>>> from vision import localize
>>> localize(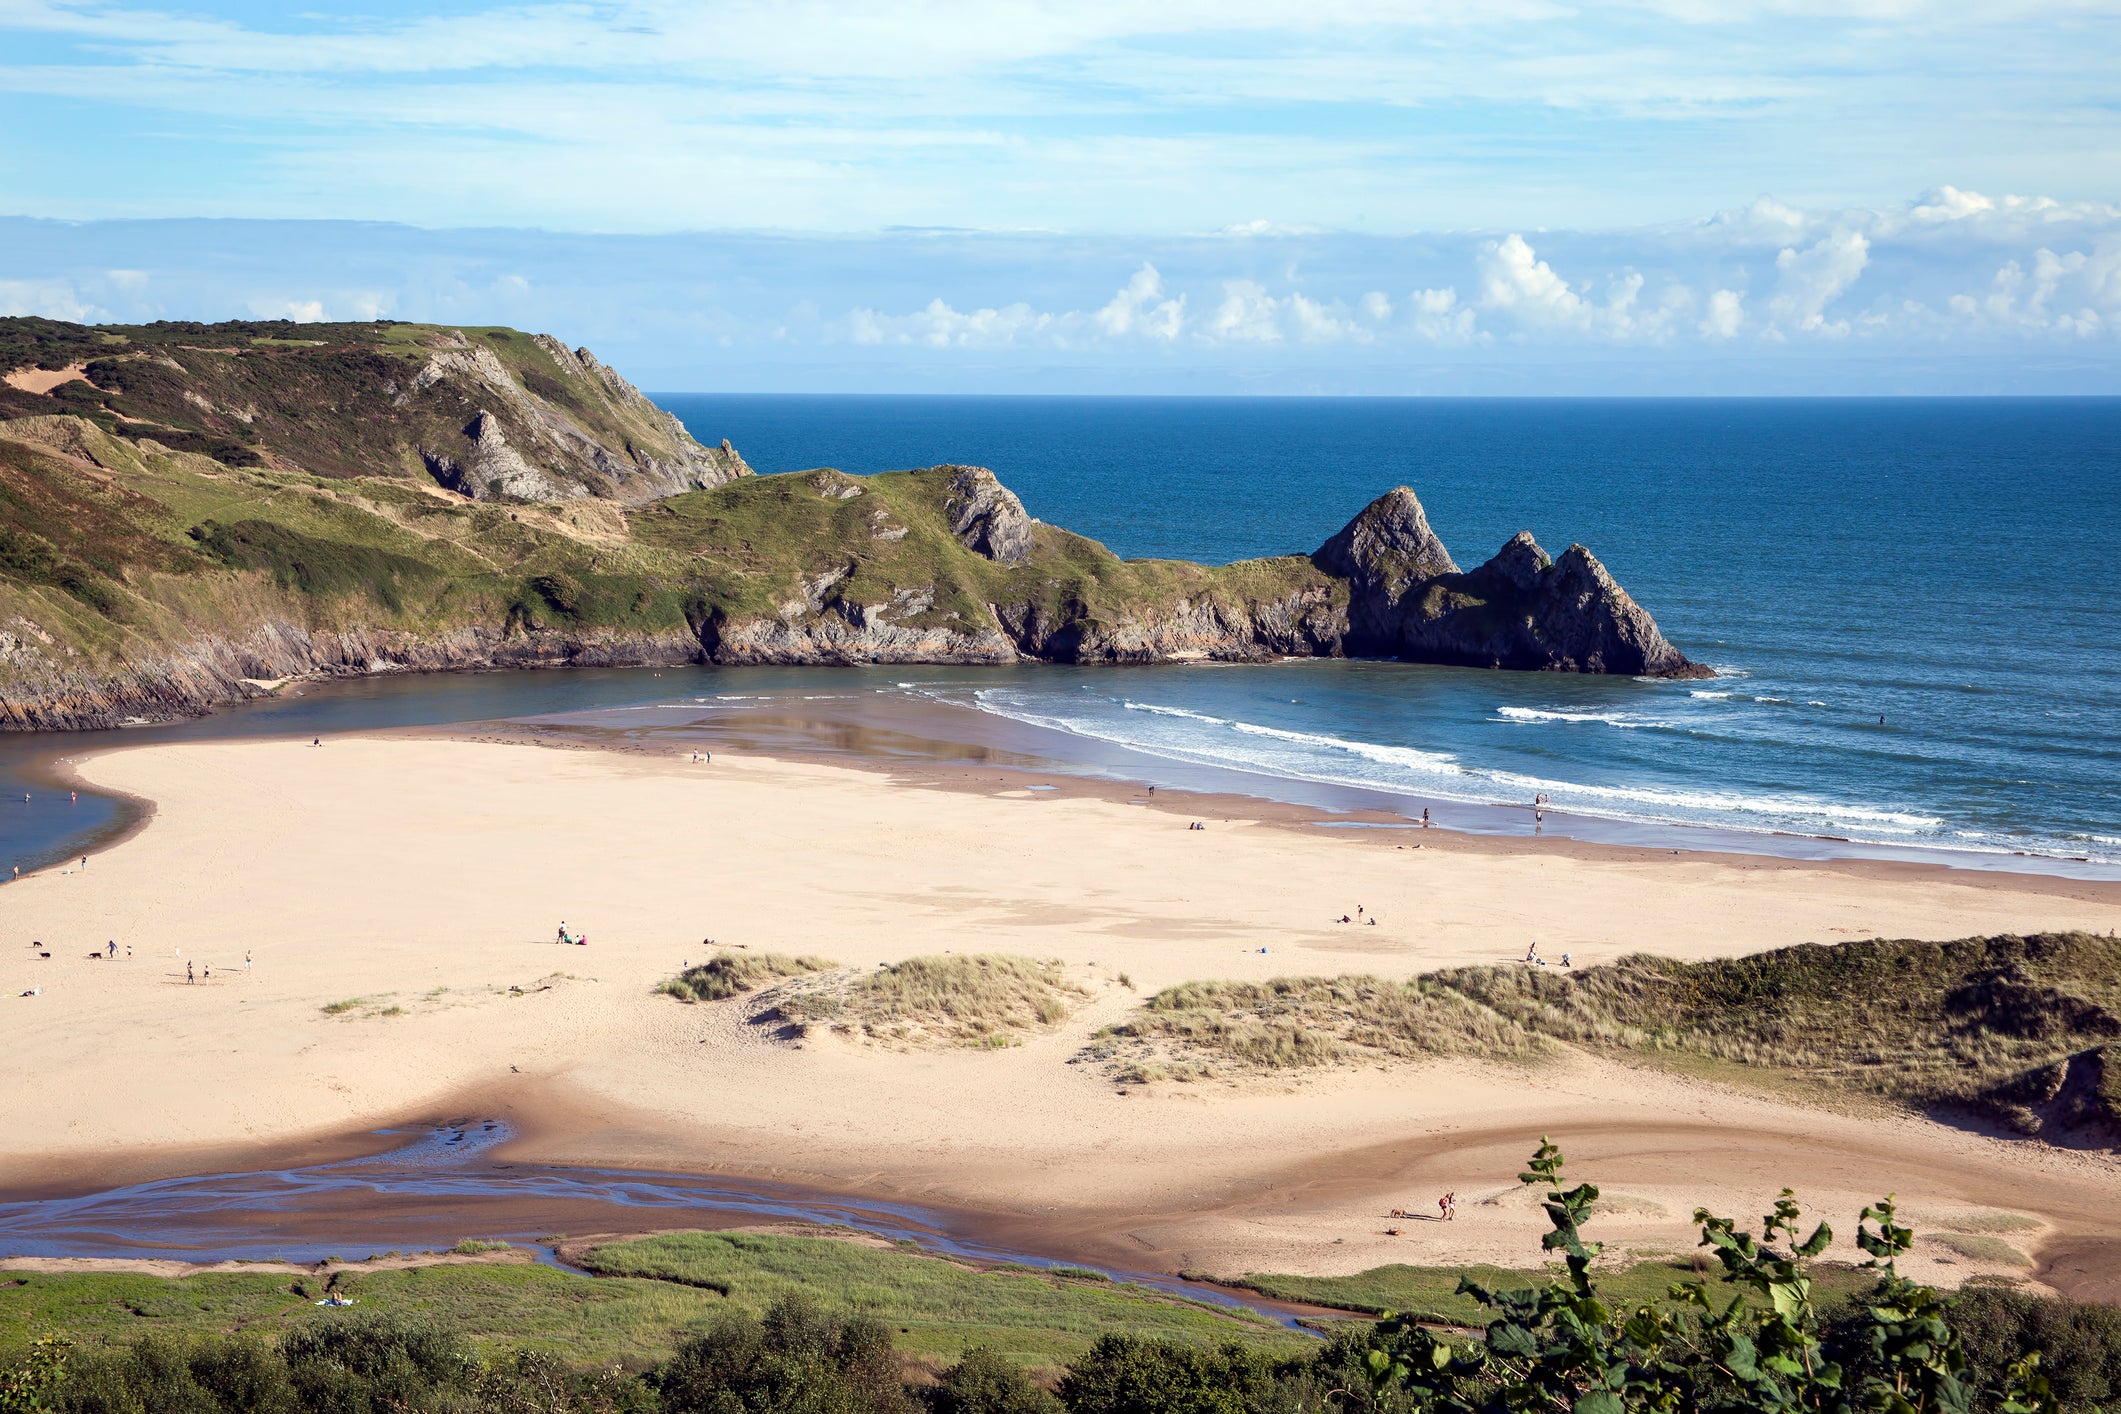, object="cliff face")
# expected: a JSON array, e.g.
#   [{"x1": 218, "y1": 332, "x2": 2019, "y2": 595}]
[
  {"x1": 0, "y1": 317, "x2": 752, "y2": 504},
  {"x1": 0, "y1": 320, "x2": 1706, "y2": 730}
]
